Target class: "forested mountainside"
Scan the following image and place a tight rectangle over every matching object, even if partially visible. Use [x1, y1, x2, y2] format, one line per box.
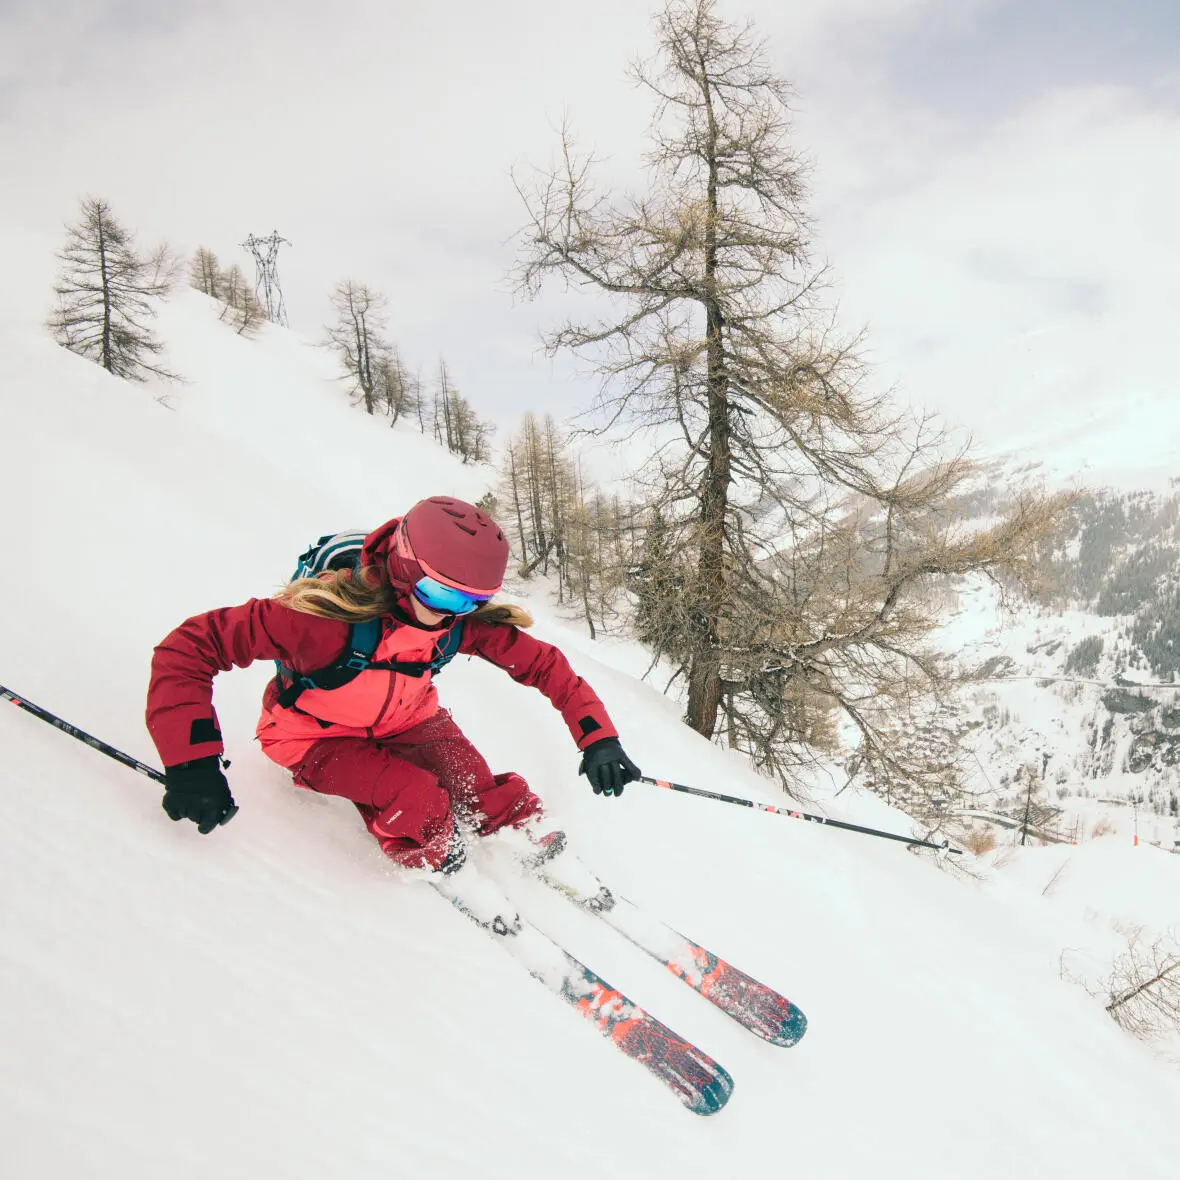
[941, 480, 1180, 849]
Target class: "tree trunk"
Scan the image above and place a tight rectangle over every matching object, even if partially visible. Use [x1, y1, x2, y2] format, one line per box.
[353, 310, 374, 414]
[98, 212, 112, 373]
[508, 446, 527, 563]
[1021, 772, 1034, 846]
[685, 65, 729, 739]
[440, 363, 455, 450]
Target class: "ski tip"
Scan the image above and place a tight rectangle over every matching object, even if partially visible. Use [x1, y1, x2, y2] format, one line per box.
[769, 1006, 808, 1047]
[687, 1065, 735, 1115]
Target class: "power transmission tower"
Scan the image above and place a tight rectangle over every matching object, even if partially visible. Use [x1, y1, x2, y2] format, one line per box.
[241, 231, 290, 326]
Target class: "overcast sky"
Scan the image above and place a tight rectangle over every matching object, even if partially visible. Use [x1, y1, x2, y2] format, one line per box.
[3, 0, 1178, 469]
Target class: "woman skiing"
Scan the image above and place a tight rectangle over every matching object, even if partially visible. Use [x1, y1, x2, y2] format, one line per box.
[145, 496, 641, 873]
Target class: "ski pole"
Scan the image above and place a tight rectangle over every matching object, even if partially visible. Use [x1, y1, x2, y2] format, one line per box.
[2, 684, 166, 782]
[640, 775, 961, 855]
[1, 683, 239, 824]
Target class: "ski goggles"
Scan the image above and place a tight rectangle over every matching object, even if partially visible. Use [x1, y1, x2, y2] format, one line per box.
[411, 575, 491, 616]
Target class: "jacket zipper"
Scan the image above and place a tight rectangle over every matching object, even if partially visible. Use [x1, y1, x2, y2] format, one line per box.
[373, 670, 400, 731]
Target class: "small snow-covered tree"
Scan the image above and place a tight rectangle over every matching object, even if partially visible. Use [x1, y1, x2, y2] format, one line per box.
[49, 197, 176, 381]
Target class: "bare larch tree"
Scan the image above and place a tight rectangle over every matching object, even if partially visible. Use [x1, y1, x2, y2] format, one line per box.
[1105, 930, 1180, 1043]
[375, 349, 415, 424]
[431, 360, 493, 463]
[190, 251, 266, 337]
[325, 280, 392, 415]
[49, 197, 176, 382]
[514, 0, 1067, 792]
[499, 413, 634, 633]
[189, 247, 224, 298]
[219, 263, 267, 337]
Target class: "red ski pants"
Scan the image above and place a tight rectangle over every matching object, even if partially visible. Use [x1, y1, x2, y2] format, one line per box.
[289, 709, 542, 870]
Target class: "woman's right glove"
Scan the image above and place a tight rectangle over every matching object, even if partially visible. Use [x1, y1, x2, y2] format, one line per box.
[579, 738, 641, 798]
[162, 756, 238, 834]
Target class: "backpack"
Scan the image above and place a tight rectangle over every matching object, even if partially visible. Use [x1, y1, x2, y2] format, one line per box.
[275, 531, 466, 709]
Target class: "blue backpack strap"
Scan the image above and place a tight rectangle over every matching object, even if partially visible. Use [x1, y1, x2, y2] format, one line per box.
[275, 618, 466, 710]
[275, 618, 382, 708]
[429, 618, 465, 673]
[365, 617, 467, 678]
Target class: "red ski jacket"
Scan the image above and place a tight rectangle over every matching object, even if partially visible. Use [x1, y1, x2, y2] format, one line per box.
[145, 597, 618, 770]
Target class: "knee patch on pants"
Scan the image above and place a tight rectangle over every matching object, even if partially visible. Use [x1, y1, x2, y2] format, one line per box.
[474, 772, 543, 836]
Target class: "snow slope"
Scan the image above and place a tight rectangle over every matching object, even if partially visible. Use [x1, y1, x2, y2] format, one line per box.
[3, 233, 1180, 1179]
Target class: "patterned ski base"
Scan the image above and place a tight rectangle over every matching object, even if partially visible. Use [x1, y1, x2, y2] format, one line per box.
[536, 856, 808, 1048]
[431, 873, 734, 1115]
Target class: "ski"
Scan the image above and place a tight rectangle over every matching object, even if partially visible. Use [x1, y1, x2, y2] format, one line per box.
[429, 869, 734, 1116]
[530, 852, 807, 1048]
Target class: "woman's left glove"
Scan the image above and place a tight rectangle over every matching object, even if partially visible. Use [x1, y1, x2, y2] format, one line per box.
[579, 738, 641, 798]
[162, 756, 238, 834]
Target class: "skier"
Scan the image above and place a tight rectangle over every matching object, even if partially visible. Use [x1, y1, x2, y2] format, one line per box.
[145, 496, 642, 873]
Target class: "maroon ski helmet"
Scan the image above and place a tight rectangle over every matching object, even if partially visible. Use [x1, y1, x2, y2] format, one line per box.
[389, 497, 509, 596]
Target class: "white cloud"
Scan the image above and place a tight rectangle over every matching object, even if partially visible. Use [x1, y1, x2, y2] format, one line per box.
[807, 82, 1180, 444]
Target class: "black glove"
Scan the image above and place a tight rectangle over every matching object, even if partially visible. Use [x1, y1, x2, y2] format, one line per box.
[579, 738, 641, 798]
[162, 756, 237, 834]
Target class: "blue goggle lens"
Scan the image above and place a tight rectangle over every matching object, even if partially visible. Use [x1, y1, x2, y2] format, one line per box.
[412, 575, 490, 615]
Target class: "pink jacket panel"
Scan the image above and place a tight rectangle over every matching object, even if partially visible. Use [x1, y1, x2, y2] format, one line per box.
[146, 596, 618, 771]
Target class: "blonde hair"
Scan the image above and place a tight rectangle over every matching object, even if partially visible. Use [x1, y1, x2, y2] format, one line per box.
[276, 565, 533, 628]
